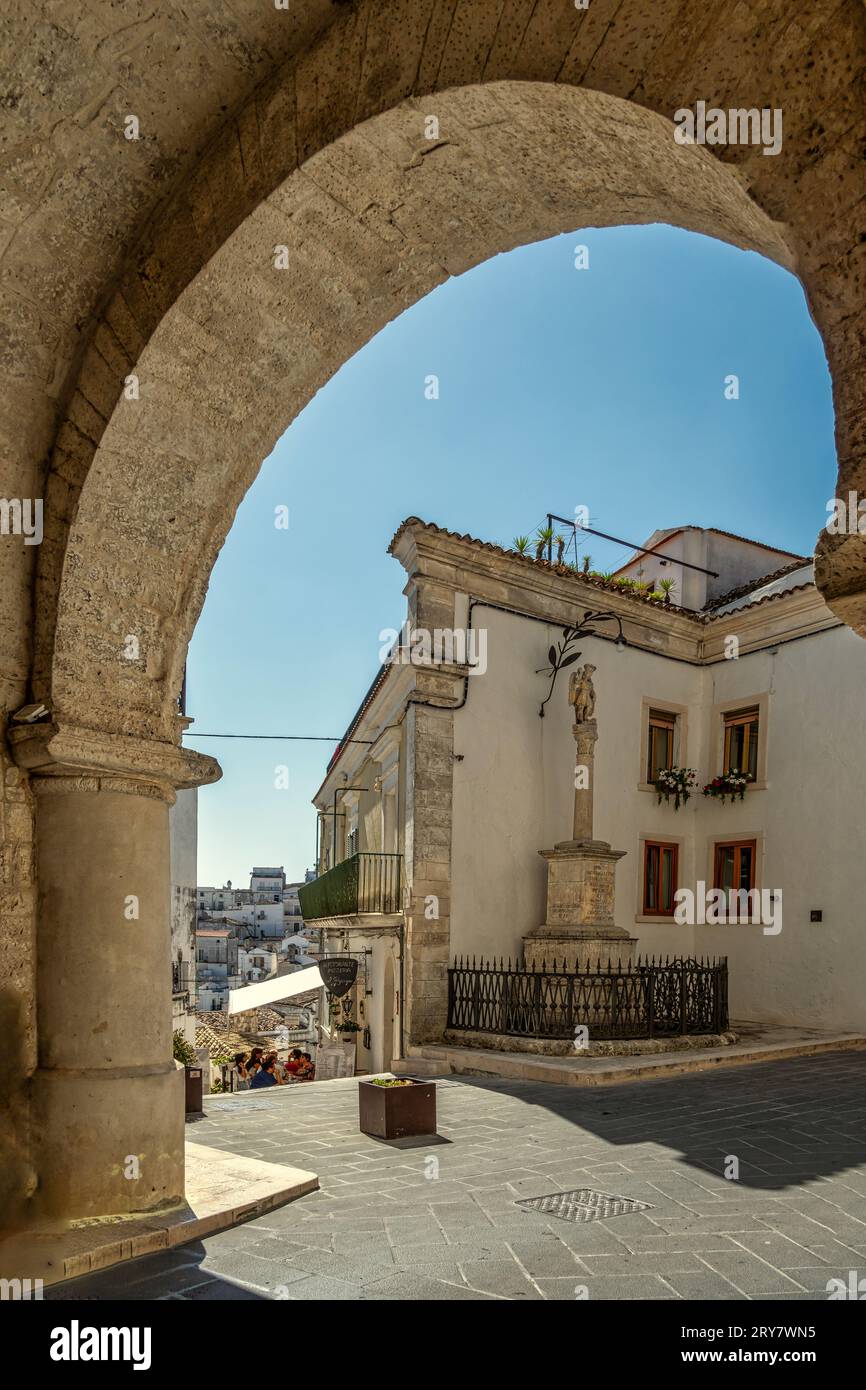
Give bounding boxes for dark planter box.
[358,1078,437,1140]
[184,1065,203,1115]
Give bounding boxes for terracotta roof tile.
[388,516,691,608]
[702,560,815,619]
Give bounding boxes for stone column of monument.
[523,664,638,972]
[9,719,219,1225]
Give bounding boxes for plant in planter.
[658,577,676,605]
[555,533,568,564]
[513,534,530,555]
[335,1019,361,1034]
[703,769,753,803]
[173,1030,203,1113]
[654,766,697,810]
[358,1077,437,1138]
[173,1030,197,1068]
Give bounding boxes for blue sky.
[185,223,836,886]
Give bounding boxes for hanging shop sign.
[319,955,358,998]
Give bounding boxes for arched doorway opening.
[8,5,865,1233]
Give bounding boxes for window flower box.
[703,770,753,803]
[653,766,697,810]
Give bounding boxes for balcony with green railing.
[299,852,403,921]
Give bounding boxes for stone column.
[10,720,219,1225]
[403,696,453,1044]
[572,719,597,842]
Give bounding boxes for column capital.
[7,718,221,801]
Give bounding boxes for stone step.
[389,1056,442,1078]
[402,1030,866,1087]
[0,1142,318,1289]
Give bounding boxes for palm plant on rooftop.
[513,535,530,555]
[535,524,554,560]
[658,577,676,605]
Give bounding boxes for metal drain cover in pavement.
[516,1189,653,1223]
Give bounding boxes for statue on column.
[523,656,636,972]
[568,664,596,724]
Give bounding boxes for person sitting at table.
[284,1048,304,1077]
[233,1051,250,1091]
[296,1052,315,1081]
[249,1057,279,1089]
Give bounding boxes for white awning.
[227,964,323,1015]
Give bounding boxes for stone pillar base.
[31,1065,185,1223]
[6,719,221,1230]
[524,833,637,972]
[523,930,639,973]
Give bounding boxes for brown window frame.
[646,708,677,784]
[642,839,679,917]
[722,707,759,779]
[712,838,757,898]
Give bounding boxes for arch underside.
[22,1,866,748]
[47,81,804,740]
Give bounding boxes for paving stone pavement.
[49,1053,866,1301]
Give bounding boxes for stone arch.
[45,80,839,743]
[6,0,866,1234]
[33,2,866,744]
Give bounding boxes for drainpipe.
[397,921,406,1062]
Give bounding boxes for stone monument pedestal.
[523,839,638,971]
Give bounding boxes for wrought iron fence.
[298,853,402,920]
[447,955,728,1040]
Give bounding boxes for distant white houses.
[194,864,318,1008]
[284,879,305,928]
[198,865,313,941]
[238,943,279,983]
[169,788,198,1041]
[217,901,285,939]
[251,866,286,903]
[195,927,239,1011]
[282,931,319,969]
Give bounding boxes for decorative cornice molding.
[8,720,221,797]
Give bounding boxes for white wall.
[694,626,866,1030]
[617,529,800,609]
[451,609,866,1031]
